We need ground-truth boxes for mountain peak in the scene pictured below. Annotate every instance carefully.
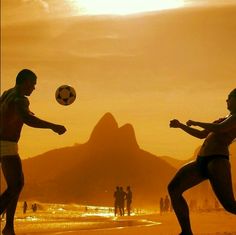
[88,112,118,144]
[100,112,117,125]
[87,113,139,152]
[118,124,139,149]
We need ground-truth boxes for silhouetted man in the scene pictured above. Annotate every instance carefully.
[168,88,236,235]
[160,197,164,214]
[0,69,66,235]
[164,195,170,212]
[23,201,27,214]
[114,186,120,216]
[119,187,126,216]
[126,186,132,216]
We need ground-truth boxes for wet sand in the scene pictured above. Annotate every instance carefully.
[43,212,236,235]
[1,212,235,235]
[1,202,235,235]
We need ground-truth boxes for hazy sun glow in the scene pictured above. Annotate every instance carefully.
[71,0,186,15]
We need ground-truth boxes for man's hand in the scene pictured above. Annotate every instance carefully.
[169,119,182,128]
[186,120,197,126]
[52,124,67,135]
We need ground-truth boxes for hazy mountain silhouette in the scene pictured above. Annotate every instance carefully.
[21,113,176,207]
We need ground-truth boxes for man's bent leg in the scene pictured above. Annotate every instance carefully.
[0,155,24,234]
[168,161,205,235]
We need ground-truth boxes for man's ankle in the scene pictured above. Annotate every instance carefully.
[2,227,16,235]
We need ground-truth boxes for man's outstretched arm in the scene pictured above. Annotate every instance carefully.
[187,115,236,133]
[169,119,209,139]
[16,97,66,135]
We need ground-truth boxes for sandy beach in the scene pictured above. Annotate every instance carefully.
[1,202,235,235]
[34,212,236,235]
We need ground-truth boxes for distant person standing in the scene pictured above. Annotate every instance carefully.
[168,88,236,235]
[160,197,164,214]
[164,195,170,212]
[0,69,66,235]
[23,201,28,214]
[126,186,132,216]
[113,186,120,216]
[119,187,126,216]
[32,203,37,213]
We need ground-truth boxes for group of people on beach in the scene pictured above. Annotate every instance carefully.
[23,201,37,214]
[0,69,236,235]
[114,186,132,216]
[160,195,171,214]
[159,195,222,214]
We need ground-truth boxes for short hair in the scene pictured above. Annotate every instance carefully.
[16,69,37,85]
[229,88,236,98]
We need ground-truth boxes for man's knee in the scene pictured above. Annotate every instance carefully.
[168,179,185,199]
[16,178,24,193]
[8,178,24,197]
[168,181,178,197]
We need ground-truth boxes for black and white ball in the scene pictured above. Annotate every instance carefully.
[55,85,76,105]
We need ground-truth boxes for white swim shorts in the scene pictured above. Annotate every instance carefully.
[0,140,19,157]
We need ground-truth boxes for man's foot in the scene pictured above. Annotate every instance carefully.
[179,232,193,235]
[2,227,16,235]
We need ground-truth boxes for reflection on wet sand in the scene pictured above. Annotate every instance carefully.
[1,202,236,235]
[0,202,161,235]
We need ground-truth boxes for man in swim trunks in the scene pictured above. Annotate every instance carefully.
[0,69,66,235]
[168,88,236,235]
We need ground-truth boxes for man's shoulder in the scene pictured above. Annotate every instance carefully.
[226,114,236,121]
[0,88,13,100]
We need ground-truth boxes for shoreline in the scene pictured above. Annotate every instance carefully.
[1,212,236,235]
[1,202,236,235]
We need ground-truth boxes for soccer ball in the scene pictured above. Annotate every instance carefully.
[55,85,76,105]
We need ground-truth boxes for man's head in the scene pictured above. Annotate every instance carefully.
[16,69,37,96]
[227,88,236,113]
[228,88,236,98]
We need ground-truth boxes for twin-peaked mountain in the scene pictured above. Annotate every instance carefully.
[21,113,176,207]
[89,113,139,152]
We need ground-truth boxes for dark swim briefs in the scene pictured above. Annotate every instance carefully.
[196,154,229,178]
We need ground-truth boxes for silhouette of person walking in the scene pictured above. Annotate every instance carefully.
[23,201,27,214]
[114,186,120,216]
[126,186,132,216]
[164,195,170,212]
[119,187,126,216]
[160,197,164,214]
[0,69,66,235]
[168,88,236,235]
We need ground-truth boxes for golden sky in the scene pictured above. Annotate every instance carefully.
[1,0,236,159]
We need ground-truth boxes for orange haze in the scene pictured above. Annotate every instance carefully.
[1,1,236,159]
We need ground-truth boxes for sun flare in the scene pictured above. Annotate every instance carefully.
[71,0,186,15]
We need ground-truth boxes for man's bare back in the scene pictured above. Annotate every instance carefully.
[0,88,28,142]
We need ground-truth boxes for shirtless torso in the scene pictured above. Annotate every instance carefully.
[198,115,236,156]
